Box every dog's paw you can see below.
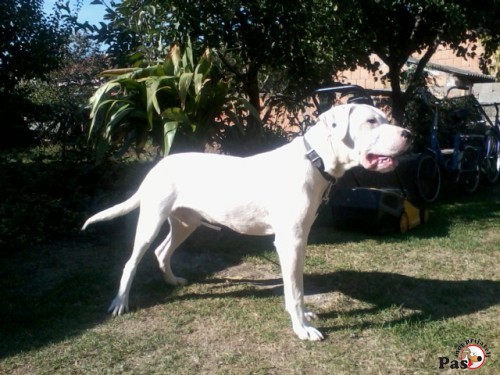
[173,276,188,286]
[108,297,129,316]
[293,323,324,341]
[304,310,319,321]
[164,275,188,286]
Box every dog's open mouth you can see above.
[363,153,398,171]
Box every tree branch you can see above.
[214,49,244,82]
[405,36,440,99]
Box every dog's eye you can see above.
[366,118,378,124]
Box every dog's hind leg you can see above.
[108,205,167,316]
[154,213,200,286]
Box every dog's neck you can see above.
[303,124,359,179]
[303,137,336,182]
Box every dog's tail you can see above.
[81,191,140,230]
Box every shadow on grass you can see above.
[0,236,123,359]
[175,271,499,336]
[0,225,276,359]
[310,271,500,332]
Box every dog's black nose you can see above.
[401,129,412,140]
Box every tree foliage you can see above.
[81,0,500,160]
[22,34,109,150]
[86,0,356,113]
[0,0,68,91]
[171,1,345,112]
[0,0,71,147]
[88,1,499,123]
[79,0,175,67]
[79,0,351,157]
[333,0,500,123]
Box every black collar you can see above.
[303,137,336,182]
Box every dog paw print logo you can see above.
[438,338,491,370]
[459,345,486,369]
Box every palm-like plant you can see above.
[88,42,234,161]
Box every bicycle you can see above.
[416,89,483,198]
[415,151,441,203]
[479,103,500,184]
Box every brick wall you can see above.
[338,43,487,91]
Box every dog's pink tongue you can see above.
[364,153,398,170]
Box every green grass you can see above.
[0,167,498,374]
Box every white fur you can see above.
[82,104,410,341]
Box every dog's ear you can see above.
[319,104,353,141]
[333,104,354,140]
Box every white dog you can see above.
[82,104,411,341]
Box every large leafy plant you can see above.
[88,42,234,161]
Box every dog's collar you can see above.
[303,137,336,183]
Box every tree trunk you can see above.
[244,67,262,115]
[242,67,263,136]
[387,64,406,126]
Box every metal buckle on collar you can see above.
[303,138,336,183]
[305,147,322,166]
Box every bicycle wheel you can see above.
[460,167,480,193]
[416,153,441,203]
[459,146,480,193]
[481,130,500,184]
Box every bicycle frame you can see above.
[479,103,500,183]
[486,103,500,153]
[428,109,479,170]
[425,95,481,191]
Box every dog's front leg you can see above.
[274,233,324,341]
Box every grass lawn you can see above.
[0,180,498,374]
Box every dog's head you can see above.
[305,104,411,177]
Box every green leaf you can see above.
[193,73,206,95]
[162,107,190,124]
[163,120,178,156]
[178,72,194,110]
[168,44,182,75]
[185,38,194,70]
[88,98,128,140]
[100,68,138,77]
[106,105,134,137]
[194,49,212,79]
[89,81,121,119]
[103,100,125,139]
[146,77,162,128]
